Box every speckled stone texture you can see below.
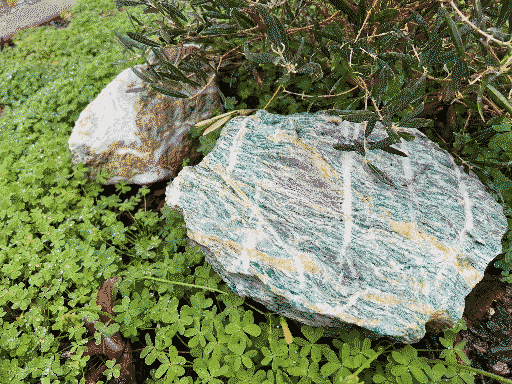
[68,43,224,187]
[165,109,508,344]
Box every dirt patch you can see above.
[0,0,80,41]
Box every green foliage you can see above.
[0,0,164,133]
[0,0,512,383]
[0,63,58,110]
[197,127,223,157]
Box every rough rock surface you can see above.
[68,43,224,187]
[165,110,508,344]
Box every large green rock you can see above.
[165,110,508,344]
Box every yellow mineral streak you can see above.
[387,217,483,288]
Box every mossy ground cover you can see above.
[0,0,511,383]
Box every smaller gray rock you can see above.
[68,43,224,187]
[165,110,508,344]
